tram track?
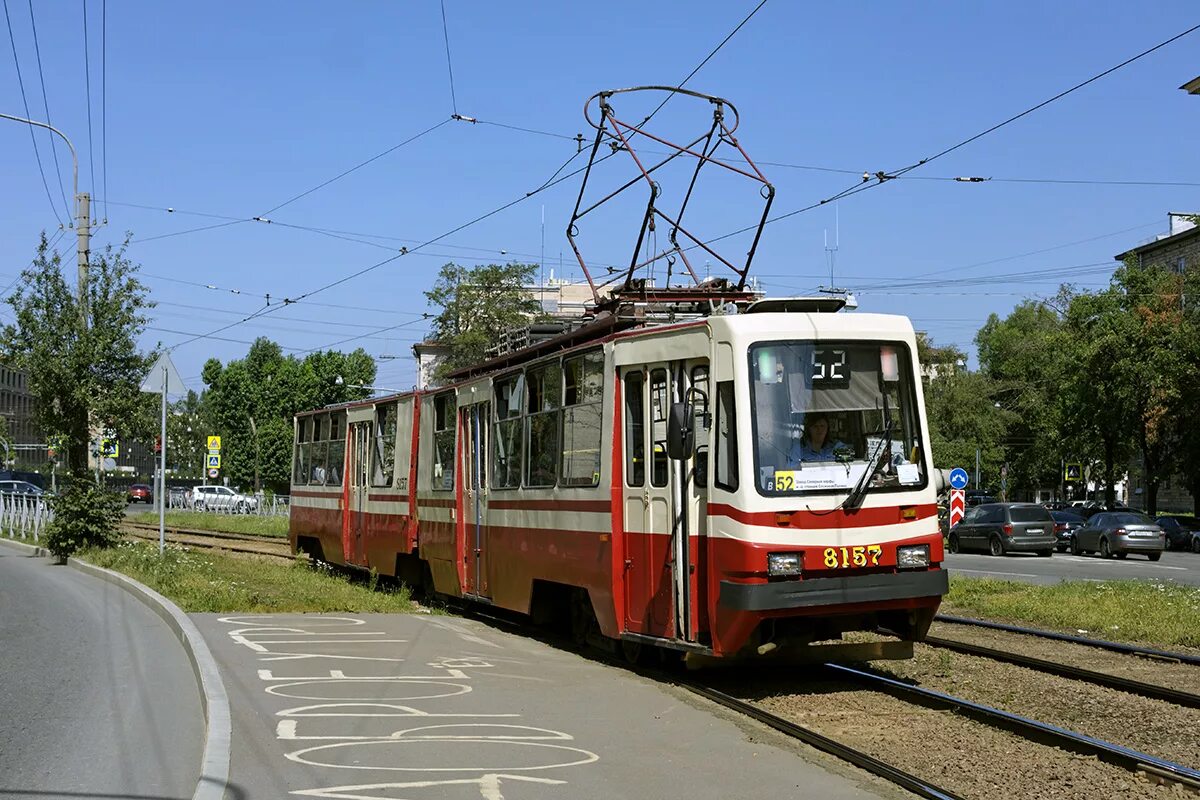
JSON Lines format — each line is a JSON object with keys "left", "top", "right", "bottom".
{"left": 121, "top": 522, "right": 294, "bottom": 562}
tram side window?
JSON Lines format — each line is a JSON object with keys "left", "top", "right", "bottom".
{"left": 492, "top": 374, "right": 523, "bottom": 489}
{"left": 432, "top": 393, "right": 456, "bottom": 490}
{"left": 650, "top": 369, "right": 669, "bottom": 488}
{"left": 310, "top": 414, "right": 329, "bottom": 485}
{"left": 624, "top": 371, "right": 645, "bottom": 487}
{"left": 326, "top": 412, "right": 345, "bottom": 486}
{"left": 561, "top": 350, "right": 603, "bottom": 488}
{"left": 372, "top": 404, "right": 397, "bottom": 487}
{"left": 293, "top": 417, "right": 309, "bottom": 486}
{"left": 525, "top": 362, "right": 561, "bottom": 488}
{"left": 691, "top": 365, "right": 710, "bottom": 488}
{"left": 714, "top": 381, "right": 738, "bottom": 491}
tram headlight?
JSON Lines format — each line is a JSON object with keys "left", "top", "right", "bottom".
{"left": 896, "top": 544, "right": 930, "bottom": 569}
{"left": 767, "top": 552, "right": 802, "bottom": 577}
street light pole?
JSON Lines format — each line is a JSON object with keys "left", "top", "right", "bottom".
{"left": 1, "top": 111, "right": 95, "bottom": 478}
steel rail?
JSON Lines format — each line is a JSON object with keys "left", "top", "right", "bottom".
{"left": 122, "top": 520, "right": 286, "bottom": 545}
{"left": 922, "top": 635, "right": 1200, "bottom": 709}
{"left": 683, "top": 683, "right": 963, "bottom": 800}
{"left": 122, "top": 525, "right": 293, "bottom": 562}
{"left": 936, "top": 614, "right": 1200, "bottom": 667}
{"left": 826, "top": 662, "right": 1200, "bottom": 792}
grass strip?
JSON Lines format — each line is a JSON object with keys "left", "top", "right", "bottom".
{"left": 944, "top": 575, "right": 1200, "bottom": 650}
{"left": 80, "top": 540, "right": 415, "bottom": 614}
{"left": 126, "top": 510, "right": 289, "bottom": 538}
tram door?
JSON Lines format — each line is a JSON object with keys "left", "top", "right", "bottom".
{"left": 461, "top": 401, "right": 490, "bottom": 598}
{"left": 621, "top": 367, "right": 676, "bottom": 638}
{"left": 345, "top": 421, "right": 371, "bottom": 567}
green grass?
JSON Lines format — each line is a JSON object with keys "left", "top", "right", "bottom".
{"left": 945, "top": 575, "right": 1200, "bottom": 650}
{"left": 126, "top": 511, "right": 289, "bottom": 538}
{"left": 80, "top": 540, "right": 416, "bottom": 613}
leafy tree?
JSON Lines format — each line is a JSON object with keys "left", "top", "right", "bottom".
{"left": 975, "top": 301, "right": 1067, "bottom": 498}
{"left": 2, "top": 235, "right": 156, "bottom": 479}
{"left": 918, "top": 334, "right": 1010, "bottom": 492}
{"left": 425, "top": 261, "right": 545, "bottom": 378}
{"left": 201, "top": 338, "right": 375, "bottom": 493}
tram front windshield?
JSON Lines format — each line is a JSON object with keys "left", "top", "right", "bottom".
{"left": 749, "top": 341, "right": 926, "bottom": 496}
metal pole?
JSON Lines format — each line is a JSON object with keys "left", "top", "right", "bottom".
{"left": 975, "top": 447, "right": 981, "bottom": 491}
{"left": 159, "top": 365, "right": 167, "bottom": 555}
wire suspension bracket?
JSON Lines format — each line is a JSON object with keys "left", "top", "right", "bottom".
{"left": 566, "top": 86, "right": 774, "bottom": 311}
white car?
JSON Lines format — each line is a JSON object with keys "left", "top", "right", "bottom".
{"left": 190, "top": 485, "right": 259, "bottom": 513}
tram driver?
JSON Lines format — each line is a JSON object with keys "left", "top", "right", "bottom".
{"left": 787, "top": 412, "right": 849, "bottom": 465}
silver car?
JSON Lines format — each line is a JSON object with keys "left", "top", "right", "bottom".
{"left": 1071, "top": 511, "right": 1166, "bottom": 561}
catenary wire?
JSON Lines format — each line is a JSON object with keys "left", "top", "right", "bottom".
{"left": 888, "top": 21, "right": 1200, "bottom": 179}
{"left": 82, "top": 0, "right": 96, "bottom": 215}
{"left": 100, "top": 0, "right": 106, "bottom": 221}
{"left": 27, "top": 0, "right": 71, "bottom": 218}
{"left": 3, "top": 0, "right": 64, "bottom": 224}
{"left": 439, "top": 0, "right": 457, "bottom": 117}
{"left": 259, "top": 117, "right": 452, "bottom": 217}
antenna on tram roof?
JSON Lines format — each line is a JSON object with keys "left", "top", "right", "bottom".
{"left": 565, "top": 86, "right": 774, "bottom": 312}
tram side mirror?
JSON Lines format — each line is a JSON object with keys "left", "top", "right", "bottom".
{"left": 667, "top": 402, "right": 694, "bottom": 459}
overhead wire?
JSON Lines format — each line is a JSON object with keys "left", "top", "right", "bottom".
{"left": 100, "top": 0, "right": 106, "bottom": 222}
{"left": 82, "top": 0, "right": 96, "bottom": 218}
{"left": 3, "top": 0, "right": 64, "bottom": 225}
{"left": 259, "top": 117, "right": 452, "bottom": 217}
{"left": 27, "top": 0, "right": 71, "bottom": 218}
{"left": 439, "top": 0, "right": 457, "bottom": 117}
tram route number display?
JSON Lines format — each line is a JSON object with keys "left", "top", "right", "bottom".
{"left": 823, "top": 545, "right": 883, "bottom": 569}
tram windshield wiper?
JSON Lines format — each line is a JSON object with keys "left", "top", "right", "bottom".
{"left": 842, "top": 393, "right": 892, "bottom": 512}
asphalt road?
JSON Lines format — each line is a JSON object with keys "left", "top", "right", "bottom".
{"left": 945, "top": 548, "right": 1200, "bottom": 586}
{"left": 0, "top": 544, "right": 204, "bottom": 800}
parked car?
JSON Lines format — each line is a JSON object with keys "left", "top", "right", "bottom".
{"left": 1071, "top": 511, "right": 1165, "bottom": 560}
{"left": 1051, "top": 510, "right": 1086, "bottom": 552}
{"left": 0, "top": 479, "right": 45, "bottom": 497}
{"left": 127, "top": 483, "right": 153, "bottom": 504}
{"left": 1192, "top": 529, "right": 1200, "bottom": 554}
{"left": 1154, "top": 516, "right": 1200, "bottom": 551}
{"left": 947, "top": 502, "right": 1056, "bottom": 557}
{"left": 190, "top": 484, "right": 259, "bottom": 513}
{"left": 966, "top": 491, "right": 997, "bottom": 507}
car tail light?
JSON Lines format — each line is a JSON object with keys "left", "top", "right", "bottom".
{"left": 1054, "top": 523, "right": 1066, "bottom": 532}
{"left": 1003, "top": 523, "right": 1013, "bottom": 536}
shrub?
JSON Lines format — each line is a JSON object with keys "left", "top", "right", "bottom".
{"left": 45, "top": 481, "right": 126, "bottom": 558}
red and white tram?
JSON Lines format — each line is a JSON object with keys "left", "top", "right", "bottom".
{"left": 289, "top": 298, "right": 947, "bottom": 661}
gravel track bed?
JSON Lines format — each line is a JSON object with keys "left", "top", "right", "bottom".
{"left": 930, "top": 621, "right": 1200, "bottom": 685}
{"left": 717, "top": 673, "right": 1193, "bottom": 800}
{"left": 878, "top": 644, "right": 1200, "bottom": 770}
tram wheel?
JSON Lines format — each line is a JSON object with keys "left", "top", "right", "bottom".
{"left": 570, "top": 589, "right": 595, "bottom": 647}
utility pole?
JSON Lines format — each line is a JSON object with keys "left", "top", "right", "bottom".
{"left": 0, "top": 112, "right": 98, "bottom": 480}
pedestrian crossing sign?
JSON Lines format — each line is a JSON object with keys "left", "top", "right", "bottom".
{"left": 207, "top": 435, "right": 222, "bottom": 451}
{"left": 207, "top": 453, "right": 221, "bottom": 468}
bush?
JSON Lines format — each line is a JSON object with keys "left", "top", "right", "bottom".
{"left": 45, "top": 481, "right": 126, "bottom": 558}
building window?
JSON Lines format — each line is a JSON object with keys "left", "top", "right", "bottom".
{"left": 432, "top": 393, "right": 456, "bottom": 490}
{"left": 561, "top": 350, "right": 603, "bottom": 488}
{"left": 372, "top": 404, "right": 397, "bottom": 487}
{"left": 525, "top": 361, "right": 561, "bottom": 488}
{"left": 1171, "top": 256, "right": 1187, "bottom": 274}
{"left": 492, "top": 373, "right": 523, "bottom": 489}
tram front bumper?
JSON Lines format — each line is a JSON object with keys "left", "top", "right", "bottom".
{"left": 718, "top": 569, "right": 949, "bottom": 612}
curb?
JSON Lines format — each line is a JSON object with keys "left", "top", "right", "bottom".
{"left": 0, "top": 536, "right": 232, "bottom": 800}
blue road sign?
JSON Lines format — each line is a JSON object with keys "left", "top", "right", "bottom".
{"left": 949, "top": 468, "right": 969, "bottom": 490}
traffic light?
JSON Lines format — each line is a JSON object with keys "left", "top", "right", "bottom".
{"left": 154, "top": 436, "right": 162, "bottom": 455}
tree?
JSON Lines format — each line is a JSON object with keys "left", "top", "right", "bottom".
{"left": 424, "top": 261, "right": 545, "bottom": 378}
{"left": 201, "top": 338, "right": 375, "bottom": 493}
{"left": 975, "top": 301, "right": 1067, "bottom": 498}
{"left": 918, "top": 334, "right": 1010, "bottom": 491}
{"left": 3, "top": 235, "right": 156, "bottom": 478}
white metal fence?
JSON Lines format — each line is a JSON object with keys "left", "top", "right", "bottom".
{"left": 0, "top": 495, "right": 53, "bottom": 542}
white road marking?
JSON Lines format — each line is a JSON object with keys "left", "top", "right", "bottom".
{"left": 290, "top": 774, "right": 566, "bottom": 800}
{"left": 284, "top": 737, "right": 600, "bottom": 772}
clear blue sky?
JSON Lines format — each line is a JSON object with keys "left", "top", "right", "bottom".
{"left": 2, "top": 1, "right": 1197, "bottom": 390}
